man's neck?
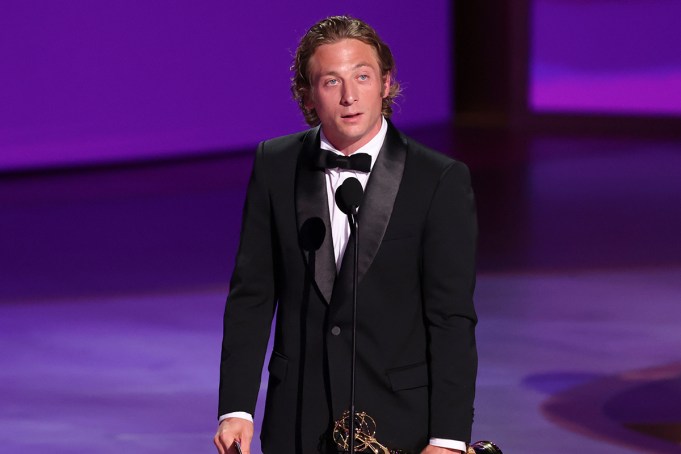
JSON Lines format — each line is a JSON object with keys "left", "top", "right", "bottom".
{"left": 320, "top": 118, "right": 385, "bottom": 156}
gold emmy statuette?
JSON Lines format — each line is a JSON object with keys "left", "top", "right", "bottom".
{"left": 467, "top": 440, "right": 503, "bottom": 454}
{"left": 332, "top": 411, "right": 405, "bottom": 453}
{"left": 333, "top": 410, "right": 502, "bottom": 454}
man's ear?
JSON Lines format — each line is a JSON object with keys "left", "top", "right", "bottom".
{"left": 382, "top": 72, "right": 392, "bottom": 98}
{"left": 303, "top": 88, "right": 315, "bottom": 111}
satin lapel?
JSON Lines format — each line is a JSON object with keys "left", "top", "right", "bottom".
{"left": 295, "top": 127, "right": 336, "bottom": 304}
{"left": 335, "top": 123, "right": 407, "bottom": 292}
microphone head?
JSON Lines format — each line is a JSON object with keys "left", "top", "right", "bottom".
{"left": 299, "top": 217, "right": 326, "bottom": 252}
{"left": 335, "top": 177, "right": 364, "bottom": 215}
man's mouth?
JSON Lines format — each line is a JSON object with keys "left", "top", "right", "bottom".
{"left": 341, "top": 113, "right": 362, "bottom": 119}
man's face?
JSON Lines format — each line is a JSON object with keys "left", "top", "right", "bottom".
{"left": 305, "top": 38, "right": 391, "bottom": 155}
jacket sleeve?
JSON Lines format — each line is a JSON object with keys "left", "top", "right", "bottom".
{"left": 218, "top": 141, "right": 278, "bottom": 418}
{"left": 421, "top": 160, "right": 478, "bottom": 442}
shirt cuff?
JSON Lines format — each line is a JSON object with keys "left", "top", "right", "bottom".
{"left": 218, "top": 412, "right": 254, "bottom": 423}
{"left": 429, "top": 438, "right": 467, "bottom": 452}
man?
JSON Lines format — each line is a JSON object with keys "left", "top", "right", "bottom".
{"left": 214, "top": 16, "right": 477, "bottom": 454}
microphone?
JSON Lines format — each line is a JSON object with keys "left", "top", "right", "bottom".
{"left": 335, "top": 177, "right": 364, "bottom": 217}
{"left": 334, "top": 176, "right": 364, "bottom": 454}
{"left": 299, "top": 217, "right": 326, "bottom": 252}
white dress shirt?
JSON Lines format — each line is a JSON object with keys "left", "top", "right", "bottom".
{"left": 321, "top": 117, "right": 387, "bottom": 270}
{"left": 220, "top": 117, "right": 466, "bottom": 452}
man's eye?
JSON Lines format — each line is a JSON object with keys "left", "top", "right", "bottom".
{"left": 326, "top": 79, "right": 338, "bottom": 86}
{"left": 358, "top": 74, "right": 369, "bottom": 81}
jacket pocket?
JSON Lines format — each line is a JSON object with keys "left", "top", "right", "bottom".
{"left": 386, "top": 362, "right": 428, "bottom": 391}
{"left": 267, "top": 351, "right": 288, "bottom": 382}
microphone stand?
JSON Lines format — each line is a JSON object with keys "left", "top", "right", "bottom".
{"left": 335, "top": 177, "right": 363, "bottom": 453}
{"left": 348, "top": 207, "right": 358, "bottom": 454}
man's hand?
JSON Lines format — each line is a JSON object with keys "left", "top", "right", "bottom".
{"left": 421, "top": 445, "right": 465, "bottom": 454}
{"left": 214, "top": 417, "right": 254, "bottom": 454}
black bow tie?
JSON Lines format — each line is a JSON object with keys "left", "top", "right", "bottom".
{"left": 317, "top": 150, "right": 372, "bottom": 173}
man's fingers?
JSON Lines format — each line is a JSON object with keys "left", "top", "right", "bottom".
{"left": 239, "top": 435, "right": 252, "bottom": 454}
{"left": 214, "top": 417, "right": 253, "bottom": 454}
{"left": 213, "top": 434, "right": 225, "bottom": 454}
{"left": 214, "top": 431, "right": 234, "bottom": 454}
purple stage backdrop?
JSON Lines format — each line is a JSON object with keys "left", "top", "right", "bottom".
{"left": 5, "top": 1, "right": 678, "bottom": 172}
{"left": 0, "top": 1, "right": 450, "bottom": 171}
{"left": 531, "top": 0, "right": 681, "bottom": 115}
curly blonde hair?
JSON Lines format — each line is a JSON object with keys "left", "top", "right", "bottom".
{"left": 291, "top": 16, "right": 401, "bottom": 126}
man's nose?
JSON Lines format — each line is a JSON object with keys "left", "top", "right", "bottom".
{"left": 340, "top": 83, "right": 357, "bottom": 105}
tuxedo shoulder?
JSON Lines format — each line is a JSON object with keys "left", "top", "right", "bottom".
{"left": 249, "top": 128, "right": 317, "bottom": 176}
{"left": 402, "top": 133, "right": 470, "bottom": 177}
{"left": 259, "top": 128, "right": 316, "bottom": 156}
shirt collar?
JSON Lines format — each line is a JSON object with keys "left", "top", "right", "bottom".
{"left": 319, "top": 117, "right": 388, "bottom": 172}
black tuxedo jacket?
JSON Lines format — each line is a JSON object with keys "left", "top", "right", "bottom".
{"left": 218, "top": 122, "right": 477, "bottom": 453}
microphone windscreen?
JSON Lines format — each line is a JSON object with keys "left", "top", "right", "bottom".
{"left": 299, "top": 217, "right": 326, "bottom": 252}
{"left": 335, "top": 177, "right": 364, "bottom": 215}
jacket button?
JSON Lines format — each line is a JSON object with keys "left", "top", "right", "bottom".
{"left": 331, "top": 326, "right": 341, "bottom": 336}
